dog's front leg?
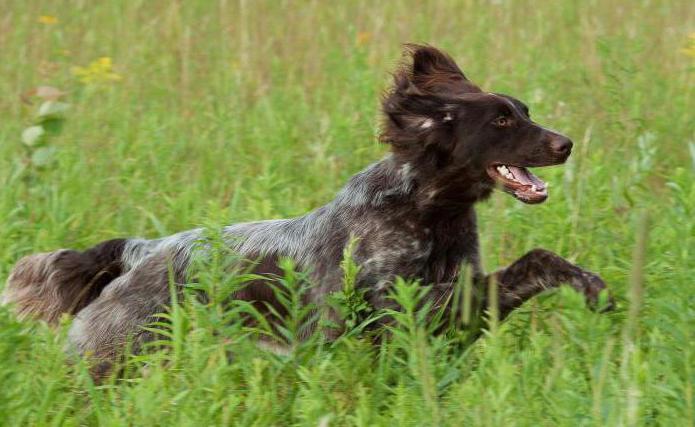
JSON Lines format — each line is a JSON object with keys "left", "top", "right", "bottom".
{"left": 483, "top": 248, "right": 611, "bottom": 320}
{"left": 376, "top": 249, "right": 610, "bottom": 335}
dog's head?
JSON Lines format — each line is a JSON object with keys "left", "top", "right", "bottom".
{"left": 381, "top": 45, "right": 573, "bottom": 204}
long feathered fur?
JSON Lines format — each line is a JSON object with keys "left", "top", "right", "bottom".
{"left": 3, "top": 44, "right": 609, "bottom": 380}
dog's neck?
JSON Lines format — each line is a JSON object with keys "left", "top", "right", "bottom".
{"left": 333, "top": 153, "right": 492, "bottom": 222}
{"left": 387, "top": 152, "right": 494, "bottom": 215}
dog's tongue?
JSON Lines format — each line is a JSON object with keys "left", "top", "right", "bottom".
{"left": 507, "top": 166, "right": 546, "bottom": 189}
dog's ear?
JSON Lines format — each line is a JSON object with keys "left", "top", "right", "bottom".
{"left": 380, "top": 91, "right": 460, "bottom": 148}
{"left": 410, "top": 45, "right": 466, "bottom": 80}
{"left": 404, "top": 44, "right": 480, "bottom": 94}
{"left": 380, "top": 45, "right": 479, "bottom": 148}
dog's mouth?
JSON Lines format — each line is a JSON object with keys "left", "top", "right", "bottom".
{"left": 486, "top": 164, "right": 548, "bottom": 204}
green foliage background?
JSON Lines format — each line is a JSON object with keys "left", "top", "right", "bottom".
{"left": 0, "top": 1, "right": 693, "bottom": 425}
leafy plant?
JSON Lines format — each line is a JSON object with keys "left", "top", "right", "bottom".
{"left": 19, "top": 86, "right": 69, "bottom": 175}
{"left": 325, "top": 237, "right": 374, "bottom": 336}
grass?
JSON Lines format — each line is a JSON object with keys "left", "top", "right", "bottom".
{"left": 1, "top": 1, "right": 694, "bottom": 425}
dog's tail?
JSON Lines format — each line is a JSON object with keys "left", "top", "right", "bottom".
{"left": 3, "top": 239, "right": 127, "bottom": 325}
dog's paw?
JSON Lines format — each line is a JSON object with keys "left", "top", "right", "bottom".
{"left": 575, "top": 270, "right": 614, "bottom": 312}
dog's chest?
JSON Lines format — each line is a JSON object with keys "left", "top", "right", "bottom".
{"left": 353, "top": 207, "right": 480, "bottom": 285}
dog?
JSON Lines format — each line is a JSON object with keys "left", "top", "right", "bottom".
{"left": 3, "top": 45, "right": 609, "bottom": 377}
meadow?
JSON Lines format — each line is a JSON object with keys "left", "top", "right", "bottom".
{"left": 0, "top": 1, "right": 693, "bottom": 425}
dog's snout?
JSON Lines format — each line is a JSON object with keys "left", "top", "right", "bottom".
{"left": 550, "top": 136, "right": 573, "bottom": 156}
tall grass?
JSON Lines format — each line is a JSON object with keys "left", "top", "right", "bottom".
{"left": 1, "top": 0, "right": 693, "bottom": 425}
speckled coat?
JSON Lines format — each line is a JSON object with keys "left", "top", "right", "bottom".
{"left": 3, "top": 45, "right": 610, "bottom": 378}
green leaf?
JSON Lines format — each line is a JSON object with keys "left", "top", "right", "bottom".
{"left": 31, "top": 146, "right": 58, "bottom": 167}
{"left": 21, "top": 125, "right": 45, "bottom": 147}
{"left": 41, "top": 118, "right": 65, "bottom": 136}
{"left": 37, "top": 101, "right": 70, "bottom": 119}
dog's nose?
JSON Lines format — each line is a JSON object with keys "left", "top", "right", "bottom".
{"left": 551, "top": 136, "right": 573, "bottom": 156}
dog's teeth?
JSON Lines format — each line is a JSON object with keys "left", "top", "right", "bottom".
{"left": 496, "top": 165, "right": 520, "bottom": 182}
{"left": 531, "top": 185, "right": 537, "bottom": 192}
{"left": 497, "top": 165, "right": 511, "bottom": 178}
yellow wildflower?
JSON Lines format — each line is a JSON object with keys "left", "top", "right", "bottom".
{"left": 38, "top": 15, "right": 58, "bottom": 25}
{"left": 356, "top": 31, "right": 372, "bottom": 47}
{"left": 71, "top": 57, "right": 122, "bottom": 85}
{"left": 683, "top": 32, "right": 695, "bottom": 58}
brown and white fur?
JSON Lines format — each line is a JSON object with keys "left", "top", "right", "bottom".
{"left": 3, "top": 45, "right": 610, "bottom": 378}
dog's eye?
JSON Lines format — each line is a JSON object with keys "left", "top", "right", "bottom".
{"left": 492, "top": 116, "right": 512, "bottom": 127}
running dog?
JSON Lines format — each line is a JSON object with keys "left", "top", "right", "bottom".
{"left": 3, "top": 45, "right": 610, "bottom": 376}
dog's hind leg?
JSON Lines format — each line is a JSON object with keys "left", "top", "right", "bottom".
{"left": 2, "top": 239, "right": 127, "bottom": 325}
{"left": 483, "top": 248, "right": 612, "bottom": 320}
{"left": 67, "top": 252, "right": 185, "bottom": 380}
